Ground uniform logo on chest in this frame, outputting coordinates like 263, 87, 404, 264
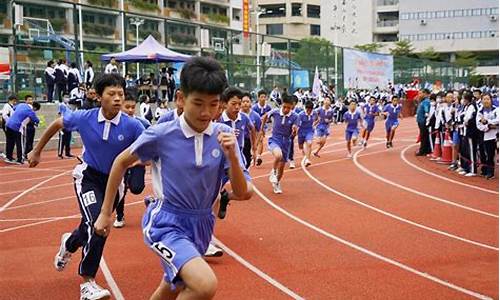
118, 134, 124, 141
212, 149, 220, 158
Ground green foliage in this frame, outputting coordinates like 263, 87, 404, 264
178, 8, 197, 19
88, 0, 116, 7
206, 13, 229, 25
129, 0, 160, 12
38, 115, 47, 129
417, 47, 441, 61
50, 19, 66, 32
170, 33, 197, 45
293, 37, 334, 69
354, 43, 382, 53
389, 40, 415, 57
17, 90, 34, 100
141, 30, 161, 41
83, 23, 115, 36
455, 51, 478, 69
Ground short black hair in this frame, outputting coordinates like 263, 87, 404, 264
282, 93, 294, 105
70, 62, 77, 68
86, 61, 93, 67
24, 94, 33, 100
32, 102, 41, 111
291, 95, 299, 104
257, 89, 267, 97
305, 100, 314, 109
8, 94, 17, 101
180, 57, 227, 97
430, 94, 437, 101
242, 92, 252, 100
422, 88, 431, 95
47, 60, 54, 67
93, 73, 126, 96
391, 95, 398, 100
139, 94, 149, 103
462, 91, 473, 102
221, 86, 244, 103
124, 88, 138, 102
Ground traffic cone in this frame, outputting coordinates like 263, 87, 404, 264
439, 131, 452, 164
416, 133, 421, 143
430, 133, 441, 161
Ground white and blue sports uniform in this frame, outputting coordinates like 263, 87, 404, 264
62, 108, 144, 278
297, 110, 318, 145
252, 103, 272, 131
343, 110, 361, 141
315, 107, 334, 137
218, 111, 254, 169
363, 104, 380, 133
130, 115, 250, 288
157, 108, 181, 124
266, 108, 300, 162
383, 104, 402, 133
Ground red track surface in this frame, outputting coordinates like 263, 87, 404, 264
0, 118, 498, 299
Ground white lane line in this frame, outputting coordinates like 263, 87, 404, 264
252, 185, 494, 300
213, 237, 304, 299
2, 196, 74, 210
0, 183, 73, 196
100, 257, 125, 300
352, 148, 498, 219
0, 216, 78, 221
0, 175, 55, 185
301, 149, 498, 251
400, 144, 498, 195
0, 171, 71, 213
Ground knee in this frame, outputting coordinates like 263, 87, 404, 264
194, 274, 218, 299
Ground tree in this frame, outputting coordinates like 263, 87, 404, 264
293, 37, 333, 69
454, 51, 478, 69
418, 47, 441, 61
389, 40, 415, 57
354, 43, 382, 53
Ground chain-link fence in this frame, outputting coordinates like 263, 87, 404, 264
0, 0, 475, 101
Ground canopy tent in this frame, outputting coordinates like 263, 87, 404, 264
101, 35, 191, 63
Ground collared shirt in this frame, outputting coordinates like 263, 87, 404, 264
252, 103, 272, 117
416, 98, 430, 124
245, 110, 262, 135
363, 104, 380, 122
315, 107, 335, 126
343, 110, 361, 130
104, 63, 118, 74
129, 115, 251, 210
63, 108, 144, 174
58, 102, 72, 116
383, 104, 401, 120
6, 103, 39, 132
298, 110, 318, 132
84, 67, 94, 84
477, 106, 498, 141
157, 108, 182, 124
267, 108, 299, 138
1, 103, 14, 123
218, 111, 254, 148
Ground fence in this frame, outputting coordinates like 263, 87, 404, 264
0, 0, 474, 101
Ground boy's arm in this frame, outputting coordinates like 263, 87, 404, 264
219, 132, 252, 200
95, 149, 140, 237
28, 117, 64, 167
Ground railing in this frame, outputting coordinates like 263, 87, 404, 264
377, 19, 399, 27
377, 0, 399, 6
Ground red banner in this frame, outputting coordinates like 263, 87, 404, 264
243, 0, 249, 38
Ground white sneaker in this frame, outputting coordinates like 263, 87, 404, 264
347, 153, 352, 158
456, 167, 464, 173
113, 218, 125, 228
458, 170, 467, 175
204, 243, 223, 257
304, 158, 312, 167
289, 160, 296, 169
465, 172, 476, 177
273, 182, 283, 194
269, 170, 278, 184
80, 280, 111, 300
54, 232, 72, 271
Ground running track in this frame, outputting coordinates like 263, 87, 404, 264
0, 118, 498, 299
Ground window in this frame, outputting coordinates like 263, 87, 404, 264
167, 0, 176, 8
472, 31, 481, 38
291, 3, 302, 16
400, 13, 408, 20
492, 8, 499, 15
436, 11, 445, 18
310, 24, 320, 35
266, 24, 283, 35
454, 9, 463, 17
472, 9, 481, 16
232, 8, 241, 21
428, 11, 436, 18
260, 4, 286, 18
435, 33, 444, 40
307, 5, 320, 18
464, 9, 472, 16
418, 12, 425, 19
453, 32, 463, 39
463, 32, 471, 39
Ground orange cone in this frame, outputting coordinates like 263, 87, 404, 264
439, 131, 452, 164
430, 133, 441, 161
416, 133, 421, 143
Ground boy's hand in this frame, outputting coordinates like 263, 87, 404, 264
27, 151, 41, 168
218, 131, 237, 157
94, 213, 113, 237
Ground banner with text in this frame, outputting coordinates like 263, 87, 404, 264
343, 48, 393, 90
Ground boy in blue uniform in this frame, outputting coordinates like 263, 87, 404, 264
261, 94, 300, 194
297, 101, 318, 167
95, 57, 253, 299
28, 74, 145, 300
241, 92, 262, 168
252, 90, 272, 165
158, 89, 183, 124
5, 101, 40, 164
359, 96, 380, 148
313, 96, 334, 157
343, 102, 363, 158
113, 90, 151, 228
382, 96, 402, 148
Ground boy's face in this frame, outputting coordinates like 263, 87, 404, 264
241, 96, 251, 111
445, 93, 453, 104
369, 98, 376, 105
122, 100, 136, 117
482, 95, 492, 108
323, 98, 331, 107
306, 107, 313, 114
281, 102, 293, 115
258, 94, 266, 105
180, 91, 220, 132
25, 97, 33, 105
392, 98, 398, 105
9, 98, 17, 104
226, 96, 241, 118
349, 102, 356, 111
473, 91, 481, 99
99, 86, 124, 116
87, 89, 97, 100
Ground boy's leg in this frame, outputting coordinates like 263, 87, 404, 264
272, 147, 283, 172
63, 130, 72, 156
276, 161, 286, 182
150, 278, 178, 300
5, 127, 15, 160
14, 131, 23, 162
242, 138, 252, 169
176, 257, 217, 300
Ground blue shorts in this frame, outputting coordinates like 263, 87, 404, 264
364, 120, 375, 133
298, 130, 314, 145
316, 125, 330, 137
452, 130, 460, 145
345, 128, 359, 141
268, 136, 291, 162
385, 119, 399, 133
142, 200, 215, 288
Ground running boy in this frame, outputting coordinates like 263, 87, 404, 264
313, 96, 334, 157
382, 95, 402, 148
241, 92, 262, 168
297, 100, 318, 167
343, 101, 363, 157
261, 93, 300, 194
27, 74, 145, 300
95, 57, 253, 299
252, 89, 272, 165
359, 95, 380, 148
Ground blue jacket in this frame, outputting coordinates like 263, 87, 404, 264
6, 103, 40, 132
416, 98, 430, 124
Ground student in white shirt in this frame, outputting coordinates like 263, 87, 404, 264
45, 60, 56, 102
84, 61, 94, 89
476, 93, 498, 179
104, 57, 119, 74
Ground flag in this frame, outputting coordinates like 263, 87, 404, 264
312, 66, 321, 98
